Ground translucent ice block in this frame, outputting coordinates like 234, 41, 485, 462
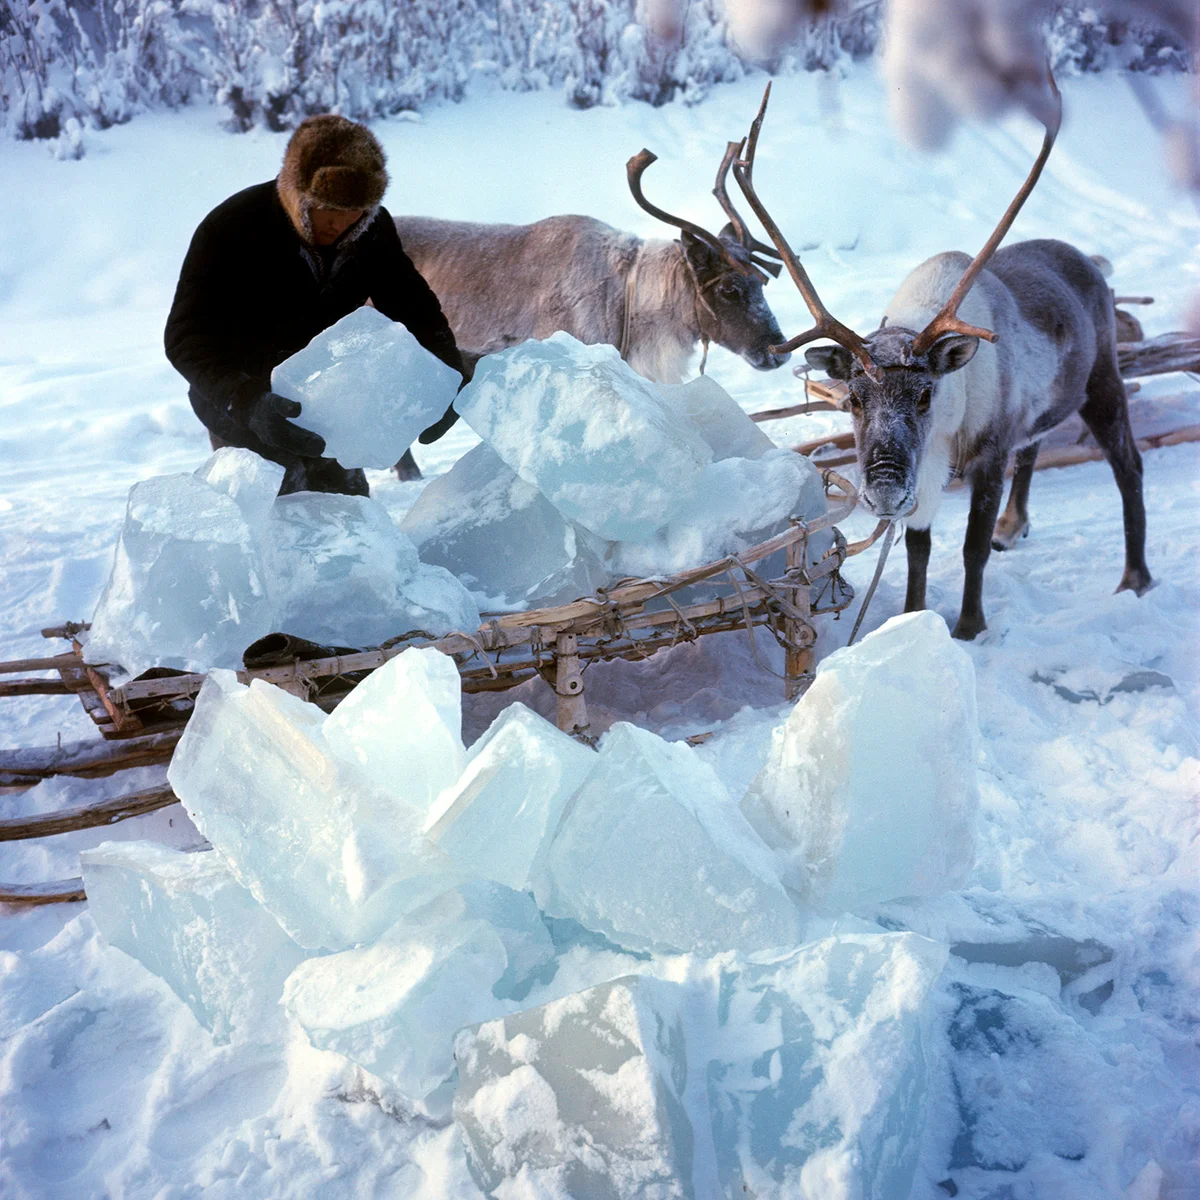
271, 306, 460, 470
657, 375, 776, 461
323, 646, 466, 814
424, 702, 597, 891
401, 443, 609, 611
194, 446, 285, 529
167, 669, 460, 951
80, 841, 307, 1044
283, 882, 552, 1099
456, 333, 712, 542
534, 722, 803, 955
707, 932, 947, 1199
261, 491, 479, 649
454, 974, 693, 1198
740, 610, 980, 911
85, 471, 274, 677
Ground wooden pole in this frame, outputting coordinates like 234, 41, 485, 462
0, 784, 179, 842
553, 632, 588, 738
783, 524, 813, 701
0, 729, 182, 789
0, 878, 87, 906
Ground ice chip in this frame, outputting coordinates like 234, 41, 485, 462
456, 333, 712, 541
741, 610, 980, 910
261, 491, 478, 648
657, 375, 776, 461
324, 646, 466, 813
284, 879, 553, 1099
270, 306, 460, 469
534, 722, 803, 955
424, 702, 598, 891
401, 442, 609, 611
194, 446, 285, 529
167, 669, 461, 950
707, 932, 947, 1199
454, 975, 693, 1198
85, 471, 274, 677
80, 841, 307, 1044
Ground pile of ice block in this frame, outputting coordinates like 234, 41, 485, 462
405, 333, 830, 611
86, 447, 479, 677
83, 614, 979, 1193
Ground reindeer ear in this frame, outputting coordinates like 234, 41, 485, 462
680, 229, 722, 272
805, 345, 855, 381
927, 334, 979, 375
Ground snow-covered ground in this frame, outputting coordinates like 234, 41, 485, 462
1, 65, 1198, 1198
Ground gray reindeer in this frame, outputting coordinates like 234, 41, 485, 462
733, 79, 1151, 640
394, 143, 790, 387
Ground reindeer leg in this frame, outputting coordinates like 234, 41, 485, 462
904, 526, 931, 613
1079, 362, 1151, 595
954, 457, 1006, 640
992, 440, 1040, 550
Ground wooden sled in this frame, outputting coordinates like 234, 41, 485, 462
1, 471, 889, 905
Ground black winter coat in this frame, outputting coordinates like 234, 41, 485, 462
164, 181, 462, 461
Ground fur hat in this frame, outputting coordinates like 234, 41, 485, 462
277, 114, 388, 243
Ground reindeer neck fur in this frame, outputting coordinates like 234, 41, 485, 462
622, 238, 704, 385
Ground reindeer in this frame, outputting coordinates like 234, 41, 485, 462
394, 145, 790, 388
732, 80, 1151, 640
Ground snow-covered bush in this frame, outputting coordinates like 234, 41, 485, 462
0, 0, 1189, 151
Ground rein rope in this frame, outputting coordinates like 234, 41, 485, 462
618, 245, 642, 362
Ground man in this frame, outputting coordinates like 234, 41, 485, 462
165, 114, 462, 495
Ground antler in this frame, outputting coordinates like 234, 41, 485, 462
731, 82, 879, 379
910, 70, 1063, 356
627, 148, 755, 278
713, 140, 782, 279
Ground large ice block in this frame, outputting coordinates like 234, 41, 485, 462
85, 471, 274, 677
454, 974, 694, 1198
261, 491, 479, 649
401, 442, 609, 611
456, 333, 712, 542
284, 882, 552, 1099
657, 375, 776, 461
611, 447, 826, 578
167, 669, 461, 951
270, 306, 460, 470
80, 841, 307, 1044
707, 932, 947, 1199
323, 646, 466, 814
534, 722, 803, 955
740, 610, 980, 911
194, 446, 285, 529
424, 702, 597, 891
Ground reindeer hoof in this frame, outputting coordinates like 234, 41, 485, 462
1116, 567, 1153, 597
951, 614, 987, 641
991, 520, 1030, 552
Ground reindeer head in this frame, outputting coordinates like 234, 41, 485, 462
806, 330, 980, 517
627, 145, 790, 371
731, 76, 1060, 516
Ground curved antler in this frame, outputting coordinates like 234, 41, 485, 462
910, 70, 1063, 357
627, 148, 755, 278
714, 140, 782, 279
731, 82, 879, 379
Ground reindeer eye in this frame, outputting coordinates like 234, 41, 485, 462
917, 387, 932, 413
717, 280, 740, 299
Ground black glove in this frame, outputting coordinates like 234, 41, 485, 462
418, 402, 460, 445
246, 391, 326, 458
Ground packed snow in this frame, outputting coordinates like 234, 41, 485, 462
1, 65, 1198, 1200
